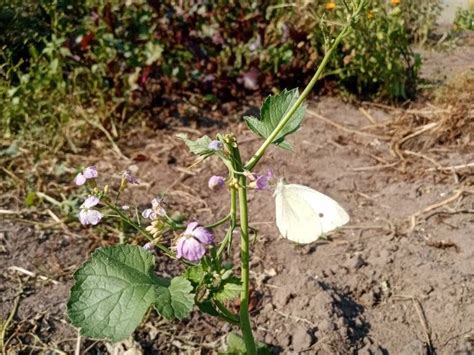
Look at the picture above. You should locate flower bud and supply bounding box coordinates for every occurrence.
[208,140,223,151]
[208,175,225,191]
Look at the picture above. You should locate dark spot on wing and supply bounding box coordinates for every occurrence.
[319,213,324,218]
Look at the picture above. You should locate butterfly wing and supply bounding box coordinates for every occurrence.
[275,182,322,243]
[286,184,350,234]
[275,181,350,244]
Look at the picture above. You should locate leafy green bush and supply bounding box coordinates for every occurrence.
[399,0,442,44]
[453,6,474,31]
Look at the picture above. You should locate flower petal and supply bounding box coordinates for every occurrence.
[184,221,199,235]
[83,166,98,179]
[87,209,102,225]
[208,175,225,191]
[176,237,205,262]
[142,208,155,219]
[79,209,89,225]
[191,226,214,245]
[81,196,100,208]
[74,173,86,186]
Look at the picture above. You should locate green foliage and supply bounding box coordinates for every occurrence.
[67,245,194,341]
[176,134,214,156]
[223,332,271,355]
[399,0,442,44]
[154,277,195,320]
[185,259,242,304]
[1,0,436,155]
[245,89,305,149]
[453,7,474,31]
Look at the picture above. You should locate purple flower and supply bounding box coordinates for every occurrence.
[79,196,102,225]
[142,208,155,219]
[142,197,166,220]
[249,169,273,191]
[208,140,223,151]
[143,242,154,251]
[176,222,214,262]
[123,170,139,184]
[176,237,205,262]
[74,166,98,186]
[208,175,225,191]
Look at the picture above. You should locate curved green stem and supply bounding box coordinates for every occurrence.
[214,300,240,324]
[105,203,174,258]
[244,0,366,171]
[206,214,231,229]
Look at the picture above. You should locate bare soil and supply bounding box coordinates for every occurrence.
[1,41,473,354]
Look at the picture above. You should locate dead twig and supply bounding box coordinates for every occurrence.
[409,189,468,231]
[307,109,389,139]
[1,281,23,354]
[393,295,434,355]
[8,266,59,285]
[425,162,474,172]
[358,107,377,124]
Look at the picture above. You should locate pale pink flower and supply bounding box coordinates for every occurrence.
[74,166,98,186]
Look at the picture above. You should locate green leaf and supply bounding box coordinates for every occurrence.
[185,264,205,284]
[225,332,272,354]
[215,280,242,302]
[244,88,305,149]
[198,300,221,318]
[154,276,195,320]
[176,134,213,156]
[67,245,166,342]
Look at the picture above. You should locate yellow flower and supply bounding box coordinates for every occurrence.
[325,2,336,10]
[391,0,400,5]
[367,10,374,19]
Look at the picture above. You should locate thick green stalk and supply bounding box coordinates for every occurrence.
[244,0,365,171]
[237,174,257,355]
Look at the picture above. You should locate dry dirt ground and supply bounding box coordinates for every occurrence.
[1,42,473,354]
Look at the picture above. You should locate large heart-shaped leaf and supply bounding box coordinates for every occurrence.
[67,245,194,342]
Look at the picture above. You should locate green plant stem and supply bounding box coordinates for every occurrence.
[237,174,256,355]
[106,203,174,257]
[244,0,365,171]
[206,214,231,229]
[214,300,240,324]
[217,187,237,258]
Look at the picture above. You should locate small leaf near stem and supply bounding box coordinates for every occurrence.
[244,0,367,172]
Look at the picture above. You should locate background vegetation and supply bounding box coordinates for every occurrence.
[0,0,454,155]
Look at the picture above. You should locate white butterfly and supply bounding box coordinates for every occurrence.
[274,179,350,244]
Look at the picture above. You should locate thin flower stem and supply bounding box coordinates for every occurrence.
[216,187,237,258]
[244,0,366,172]
[206,214,231,229]
[105,203,174,258]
